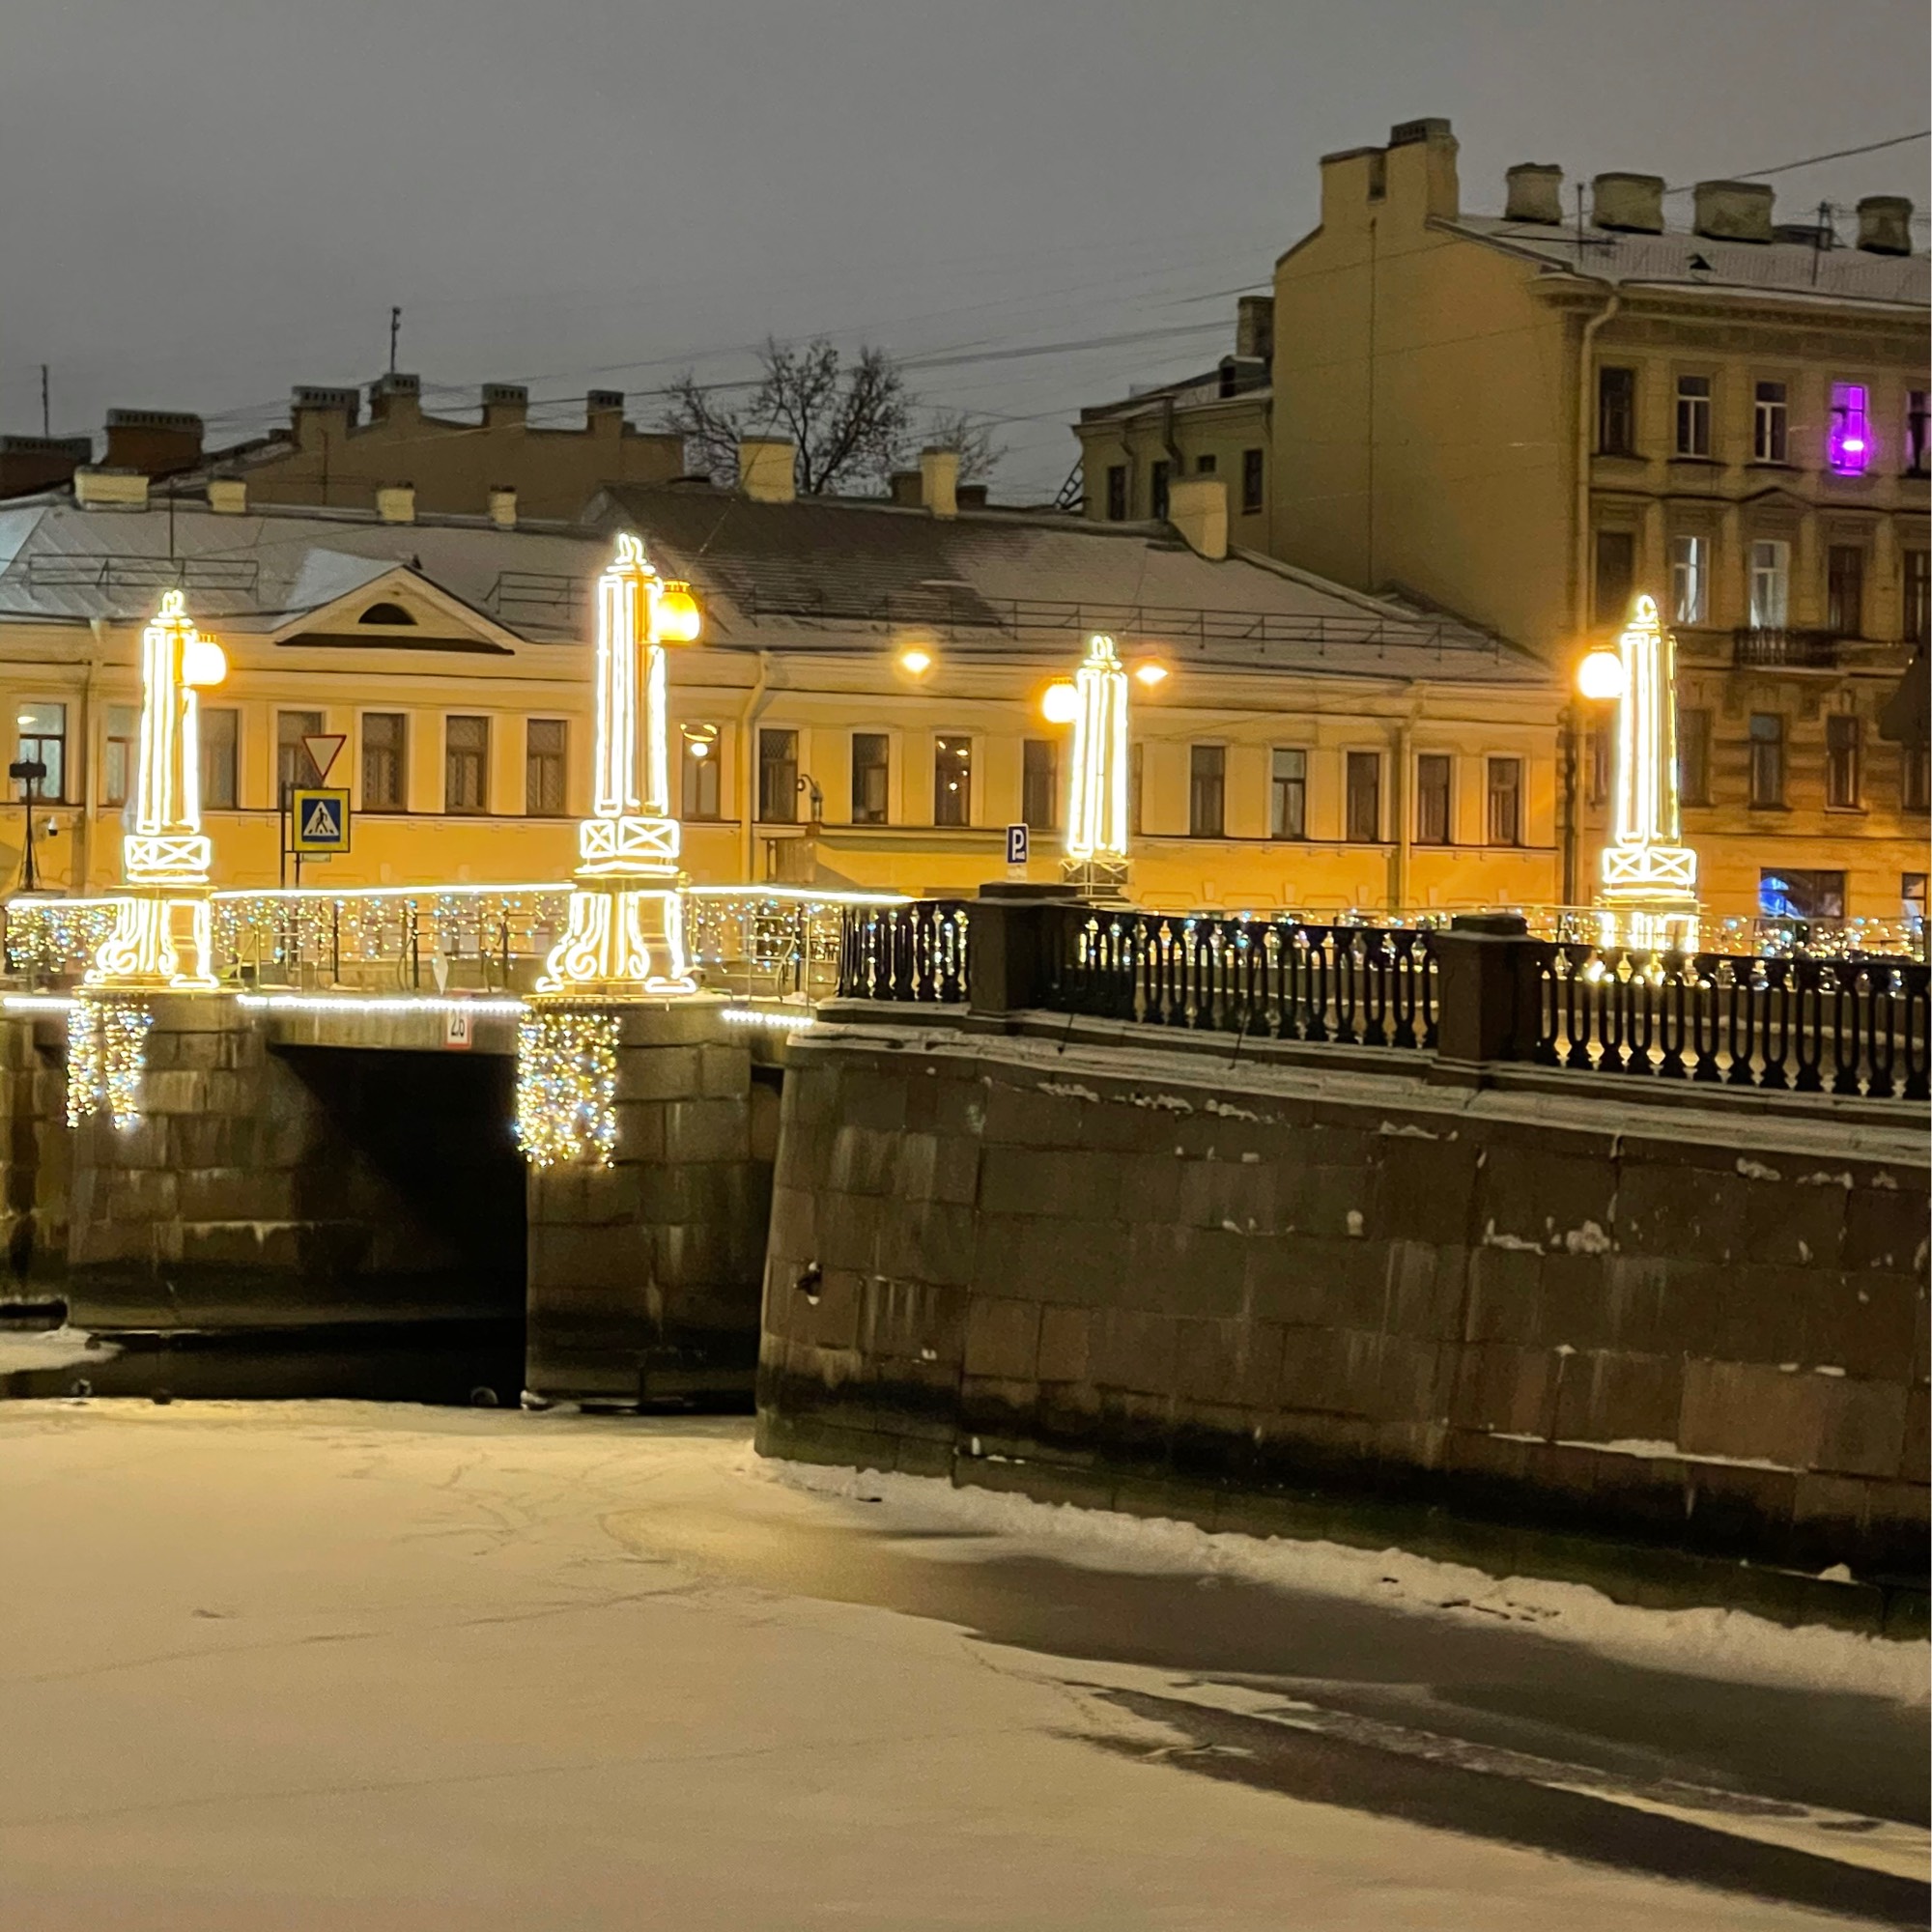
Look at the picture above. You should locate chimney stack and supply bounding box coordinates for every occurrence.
[367,372,421,424]
[482,383,528,428]
[1591,173,1665,234]
[586,389,625,437]
[103,408,203,477]
[1167,475,1229,561]
[377,483,416,524]
[889,470,923,507]
[1691,180,1775,244]
[738,439,795,503]
[1504,163,1564,224]
[292,385,358,451]
[1855,195,1914,256]
[207,477,247,515]
[0,435,92,498]
[920,446,958,519]
[72,469,150,509]
[488,485,517,528]
[1383,116,1461,219]
[1235,295,1274,362]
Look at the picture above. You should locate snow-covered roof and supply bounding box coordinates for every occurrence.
[1442,215,1929,311]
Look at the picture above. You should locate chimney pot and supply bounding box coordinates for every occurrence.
[1591,172,1665,234]
[586,390,625,435]
[0,435,91,497]
[1691,179,1775,244]
[207,477,247,515]
[1504,163,1564,224]
[482,383,529,427]
[102,407,203,477]
[72,468,150,510]
[377,483,416,525]
[920,446,959,519]
[368,373,421,422]
[955,483,989,512]
[889,469,923,507]
[1235,295,1274,362]
[738,439,795,503]
[1855,195,1914,256]
[1167,475,1229,561]
[488,485,517,528]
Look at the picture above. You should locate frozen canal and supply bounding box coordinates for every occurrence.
[0,1400,1921,1930]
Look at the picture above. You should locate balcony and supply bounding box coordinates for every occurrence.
[1732,626,1839,669]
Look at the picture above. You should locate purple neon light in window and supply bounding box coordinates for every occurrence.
[1829,382,1871,473]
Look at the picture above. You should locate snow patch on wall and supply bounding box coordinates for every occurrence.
[1036,1081,1100,1103]
[1736,1158,1782,1182]
[1561,1222,1612,1255]
[1481,1219,1543,1253]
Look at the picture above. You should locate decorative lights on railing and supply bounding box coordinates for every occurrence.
[515,1006,619,1168]
[66,994,153,1131]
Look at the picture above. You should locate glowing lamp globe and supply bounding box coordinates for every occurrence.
[1040,681,1080,724]
[1133,661,1169,688]
[1577,647,1625,702]
[898,647,933,676]
[656,583,701,643]
[182,638,228,688]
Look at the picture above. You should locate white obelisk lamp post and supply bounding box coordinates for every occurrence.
[1047,632,1131,899]
[539,532,701,994]
[88,587,228,990]
[1580,591,1699,952]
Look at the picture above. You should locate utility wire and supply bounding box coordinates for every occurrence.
[1663,128,1929,193]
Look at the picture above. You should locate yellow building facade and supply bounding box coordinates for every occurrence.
[1080,117,1931,928]
[0,465,1559,915]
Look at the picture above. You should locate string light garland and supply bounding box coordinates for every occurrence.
[515,1006,619,1167]
[65,995,153,1131]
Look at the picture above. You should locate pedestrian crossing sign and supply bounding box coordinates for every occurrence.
[290,786,351,853]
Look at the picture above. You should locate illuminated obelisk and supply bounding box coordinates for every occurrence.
[88,588,227,990]
[1596,593,1699,952]
[1062,633,1130,899]
[539,533,699,994]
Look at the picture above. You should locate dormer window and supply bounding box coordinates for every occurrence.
[358,601,416,626]
[1828,383,1871,474]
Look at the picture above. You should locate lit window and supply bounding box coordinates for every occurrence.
[103,704,138,810]
[851,732,889,825]
[682,733,721,820]
[1415,753,1451,845]
[1188,744,1224,838]
[1748,712,1785,809]
[526,718,566,816]
[1748,540,1790,630]
[1752,382,1788,464]
[934,735,972,827]
[1271,748,1306,839]
[444,715,489,813]
[1904,871,1928,925]
[361,712,407,810]
[1674,374,1711,458]
[1828,382,1871,473]
[1670,533,1708,626]
[17,702,68,804]
[1759,869,1844,921]
[1486,757,1522,846]
[1826,714,1861,810]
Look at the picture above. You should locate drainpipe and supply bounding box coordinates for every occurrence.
[82,616,106,891]
[1568,287,1621,908]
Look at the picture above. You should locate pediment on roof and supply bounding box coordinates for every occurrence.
[268,562,523,655]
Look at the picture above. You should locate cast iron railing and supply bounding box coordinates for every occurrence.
[837,901,970,1003]
[1532,944,1930,1100]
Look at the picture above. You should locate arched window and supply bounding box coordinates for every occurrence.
[357,601,415,626]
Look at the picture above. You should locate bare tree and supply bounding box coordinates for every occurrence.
[663,338,1000,496]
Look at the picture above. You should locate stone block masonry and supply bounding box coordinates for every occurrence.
[757,1015,1929,1616]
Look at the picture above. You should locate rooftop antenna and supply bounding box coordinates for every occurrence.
[39,365,48,439]
[388,306,402,374]
[1812,200,1831,285]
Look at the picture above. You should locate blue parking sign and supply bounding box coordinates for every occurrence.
[1006,823,1029,866]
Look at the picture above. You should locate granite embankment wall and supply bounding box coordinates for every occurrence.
[757,1013,1929,1620]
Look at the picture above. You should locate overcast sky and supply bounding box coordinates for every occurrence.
[4,0,1926,498]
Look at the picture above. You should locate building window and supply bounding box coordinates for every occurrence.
[1486,757,1522,846]
[1594,529,1634,625]
[1677,707,1712,806]
[200,707,238,810]
[1905,551,1931,646]
[1828,381,1871,473]
[1908,390,1930,477]
[1674,374,1712,458]
[444,715,489,813]
[1752,381,1788,463]
[1270,748,1307,839]
[361,712,407,810]
[851,732,889,824]
[1907,739,1931,811]
[1129,742,1144,837]
[1150,460,1171,521]
[1345,751,1381,842]
[1826,713,1861,810]
[1904,872,1928,926]
[1597,366,1636,455]
[18,703,70,800]
[1586,722,1611,806]
[1759,869,1844,921]
[526,718,566,815]
[1748,712,1785,808]
[1104,465,1127,522]
[1670,533,1708,626]
[758,727,798,823]
[1415,753,1451,845]
[1748,539,1790,629]
[1194,452,1217,474]
[1826,545,1865,638]
[1188,744,1225,838]
[682,734,721,819]
[1240,447,1264,515]
[277,709,324,794]
[1022,738,1058,831]
[102,704,138,810]
[933,735,971,827]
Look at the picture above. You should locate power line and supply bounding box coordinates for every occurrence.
[1663,128,1929,194]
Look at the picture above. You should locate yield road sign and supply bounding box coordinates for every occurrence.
[300,733,347,783]
[291,786,351,852]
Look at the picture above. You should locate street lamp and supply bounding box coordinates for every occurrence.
[10,711,45,893]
